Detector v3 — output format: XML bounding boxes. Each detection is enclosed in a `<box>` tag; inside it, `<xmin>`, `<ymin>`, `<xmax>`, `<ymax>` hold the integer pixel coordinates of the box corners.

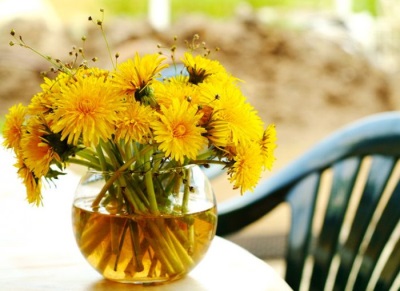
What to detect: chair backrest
<box><xmin>217</xmin><ymin>112</ymin><xmax>400</xmax><ymax>291</ymax></box>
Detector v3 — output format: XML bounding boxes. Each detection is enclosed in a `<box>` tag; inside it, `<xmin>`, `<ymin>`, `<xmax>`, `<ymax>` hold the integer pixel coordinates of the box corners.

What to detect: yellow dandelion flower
<box><xmin>115</xmin><ymin>101</ymin><xmax>156</xmax><ymax>144</ymax></box>
<box><xmin>50</xmin><ymin>74</ymin><xmax>123</xmax><ymax>147</ymax></box>
<box><xmin>29</xmin><ymin>73</ymin><xmax>69</xmax><ymax>116</ymax></box>
<box><xmin>153</xmin><ymin>79</ymin><xmax>201</xmax><ymax>109</ymax></box>
<box><xmin>228</xmin><ymin>142</ymin><xmax>264</xmax><ymax>194</ymax></box>
<box><xmin>15</xmin><ymin>156</ymin><xmax>42</xmax><ymax>206</ymax></box>
<box><xmin>113</xmin><ymin>53</ymin><xmax>168</xmax><ymax>97</ymax></box>
<box><xmin>74</xmin><ymin>67</ymin><xmax>110</xmax><ymax>79</ymax></box>
<box><xmin>182</xmin><ymin>52</ymin><xmax>234</xmax><ymax>85</ymax></box>
<box><xmin>20</xmin><ymin>119</ymin><xmax>56</xmax><ymax>177</ymax></box>
<box><xmin>2</xmin><ymin>103</ymin><xmax>27</xmax><ymax>150</ymax></box>
<box><xmin>152</xmin><ymin>99</ymin><xmax>207</xmax><ymax>164</ymax></box>
<box><xmin>260</xmin><ymin>124</ymin><xmax>277</xmax><ymax>170</ymax></box>
<box><xmin>29</xmin><ymin>92</ymin><xmax>51</xmax><ymax>117</ymax></box>
<box><xmin>206</xmin><ymin>120</ymin><xmax>230</xmax><ymax>147</ymax></box>
<box><xmin>200</xmin><ymin>82</ymin><xmax>264</xmax><ymax>147</ymax></box>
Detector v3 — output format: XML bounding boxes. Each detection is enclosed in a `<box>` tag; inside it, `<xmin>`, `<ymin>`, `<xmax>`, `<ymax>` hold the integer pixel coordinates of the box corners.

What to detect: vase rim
<box><xmin>86</xmin><ymin>163</ymin><xmax>202</xmax><ymax>176</ymax></box>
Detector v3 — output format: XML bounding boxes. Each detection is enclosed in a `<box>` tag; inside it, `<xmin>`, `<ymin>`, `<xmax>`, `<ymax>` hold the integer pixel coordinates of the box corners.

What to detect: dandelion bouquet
<box><xmin>2</xmin><ymin>11</ymin><xmax>276</xmax><ymax>283</ymax></box>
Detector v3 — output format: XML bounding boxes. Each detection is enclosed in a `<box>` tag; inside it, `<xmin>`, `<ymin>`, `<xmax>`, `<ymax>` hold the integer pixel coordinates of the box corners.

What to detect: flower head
<box><xmin>115</xmin><ymin>101</ymin><xmax>156</xmax><ymax>144</ymax></box>
<box><xmin>228</xmin><ymin>142</ymin><xmax>264</xmax><ymax>194</ymax></box>
<box><xmin>153</xmin><ymin>78</ymin><xmax>201</xmax><ymax>110</ymax></box>
<box><xmin>28</xmin><ymin>72</ymin><xmax>71</xmax><ymax>117</ymax></box>
<box><xmin>260</xmin><ymin>124</ymin><xmax>277</xmax><ymax>170</ymax></box>
<box><xmin>50</xmin><ymin>71</ymin><xmax>123</xmax><ymax>147</ymax></box>
<box><xmin>200</xmin><ymin>82</ymin><xmax>264</xmax><ymax>147</ymax></box>
<box><xmin>152</xmin><ymin>99</ymin><xmax>207</xmax><ymax>164</ymax></box>
<box><xmin>182</xmin><ymin>52</ymin><xmax>234</xmax><ymax>85</ymax></box>
<box><xmin>20</xmin><ymin>118</ymin><xmax>57</xmax><ymax>177</ymax></box>
<box><xmin>113</xmin><ymin>53</ymin><xmax>168</xmax><ymax>102</ymax></box>
<box><xmin>2</xmin><ymin>103</ymin><xmax>27</xmax><ymax>150</ymax></box>
<box><xmin>14</xmin><ymin>156</ymin><xmax>42</xmax><ymax>206</ymax></box>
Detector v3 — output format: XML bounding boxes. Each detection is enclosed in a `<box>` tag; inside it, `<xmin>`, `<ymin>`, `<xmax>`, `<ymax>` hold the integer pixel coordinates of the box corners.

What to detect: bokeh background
<box><xmin>1</xmin><ymin>0</ymin><xmax>399</xmax><ymax>276</ymax></box>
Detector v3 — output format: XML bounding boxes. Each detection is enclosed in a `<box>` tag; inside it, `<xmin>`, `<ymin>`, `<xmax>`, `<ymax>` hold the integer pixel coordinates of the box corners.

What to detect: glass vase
<box><xmin>71</xmin><ymin>165</ymin><xmax>217</xmax><ymax>284</ymax></box>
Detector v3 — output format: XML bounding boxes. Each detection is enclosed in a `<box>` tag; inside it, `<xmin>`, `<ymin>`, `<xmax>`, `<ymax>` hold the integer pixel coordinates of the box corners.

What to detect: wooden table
<box><xmin>0</xmin><ymin>143</ymin><xmax>292</xmax><ymax>291</ymax></box>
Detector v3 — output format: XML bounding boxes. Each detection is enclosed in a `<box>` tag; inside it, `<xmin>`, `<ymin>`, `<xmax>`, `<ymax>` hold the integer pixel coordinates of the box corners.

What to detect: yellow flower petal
<box><xmin>20</xmin><ymin>119</ymin><xmax>55</xmax><ymax>177</ymax></box>
<box><xmin>15</xmin><ymin>156</ymin><xmax>42</xmax><ymax>206</ymax></box>
<box><xmin>260</xmin><ymin>124</ymin><xmax>277</xmax><ymax>170</ymax></box>
<box><xmin>2</xmin><ymin>103</ymin><xmax>27</xmax><ymax>150</ymax></box>
<box><xmin>152</xmin><ymin>99</ymin><xmax>207</xmax><ymax>164</ymax></box>
<box><xmin>228</xmin><ymin>142</ymin><xmax>264</xmax><ymax>194</ymax></box>
<box><xmin>50</xmin><ymin>74</ymin><xmax>124</xmax><ymax>147</ymax></box>
<box><xmin>113</xmin><ymin>53</ymin><xmax>168</xmax><ymax>97</ymax></box>
<box><xmin>115</xmin><ymin>101</ymin><xmax>156</xmax><ymax>144</ymax></box>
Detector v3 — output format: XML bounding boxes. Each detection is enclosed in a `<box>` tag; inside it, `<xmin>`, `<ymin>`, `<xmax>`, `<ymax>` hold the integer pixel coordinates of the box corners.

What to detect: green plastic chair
<box><xmin>217</xmin><ymin>112</ymin><xmax>400</xmax><ymax>291</ymax></box>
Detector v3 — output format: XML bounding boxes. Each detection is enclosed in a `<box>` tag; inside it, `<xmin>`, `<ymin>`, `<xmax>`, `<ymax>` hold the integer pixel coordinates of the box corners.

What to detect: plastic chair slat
<box><xmin>333</xmin><ymin>156</ymin><xmax>396</xmax><ymax>289</ymax></box>
<box><xmin>285</xmin><ymin>173</ymin><xmax>320</xmax><ymax>290</ymax></box>
<box><xmin>354</xmin><ymin>179</ymin><xmax>400</xmax><ymax>290</ymax></box>
<box><xmin>310</xmin><ymin>157</ymin><xmax>361</xmax><ymax>290</ymax></box>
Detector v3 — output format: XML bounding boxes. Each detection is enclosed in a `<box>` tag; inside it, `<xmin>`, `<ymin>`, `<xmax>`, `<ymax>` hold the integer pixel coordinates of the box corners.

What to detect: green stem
<box><xmin>113</xmin><ymin>220</ymin><xmax>128</xmax><ymax>271</ymax></box>
<box><xmin>91</xmin><ymin>156</ymin><xmax>136</xmax><ymax>208</ymax></box>
<box><xmin>121</xmin><ymin>178</ymin><xmax>148</xmax><ymax>213</ymax></box>
<box><xmin>143</xmin><ymin>150</ymin><xmax>159</xmax><ymax>214</ymax></box>
<box><xmin>128</xmin><ymin>220</ymin><xmax>144</xmax><ymax>272</ymax></box>
<box><xmin>182</xmin><ymin>168</ymin><xmax>191</xmax><ymax>213</ymax></box>
<box><xmin>68</xmin><ymin>158</ymin><xmax>102</xmax><ymax>170</ymax></box>
<box><xmin>167</xmin><ymin>226</ymin><xmax>194</xmax><ymax>267</ymax></box>
<box><xmin>147</xmin><ymin>221</ymin><xmax>184</xmax><ymax>274</ymax></box>
<box><xmin>76</xmin><ymin>149</ymin><xmax>101</xmax><ymax>165</ymax></box>
<box><xmin>91</xmin><ymin>146</ymin><xmax>153</xmax><ymax>208</ymax></box>
<box><xmin>96</xmin><ymin>143</ymin><xmax>108</xmax><ymax>171</ymax></box>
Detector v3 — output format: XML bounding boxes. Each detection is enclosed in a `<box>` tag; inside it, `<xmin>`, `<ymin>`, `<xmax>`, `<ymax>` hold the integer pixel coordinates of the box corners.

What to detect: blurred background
<box><xmin>1</xmin><ymin>0</ymin><xmax>399</xmax><ymax>276</ymax></box>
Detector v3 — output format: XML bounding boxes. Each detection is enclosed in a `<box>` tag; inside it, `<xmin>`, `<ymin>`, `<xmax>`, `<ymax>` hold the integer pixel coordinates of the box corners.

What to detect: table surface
<box><xmin>0</xmin><ymin>142</ymin><xmax>292</xmax><ymax>291</ymax></box>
